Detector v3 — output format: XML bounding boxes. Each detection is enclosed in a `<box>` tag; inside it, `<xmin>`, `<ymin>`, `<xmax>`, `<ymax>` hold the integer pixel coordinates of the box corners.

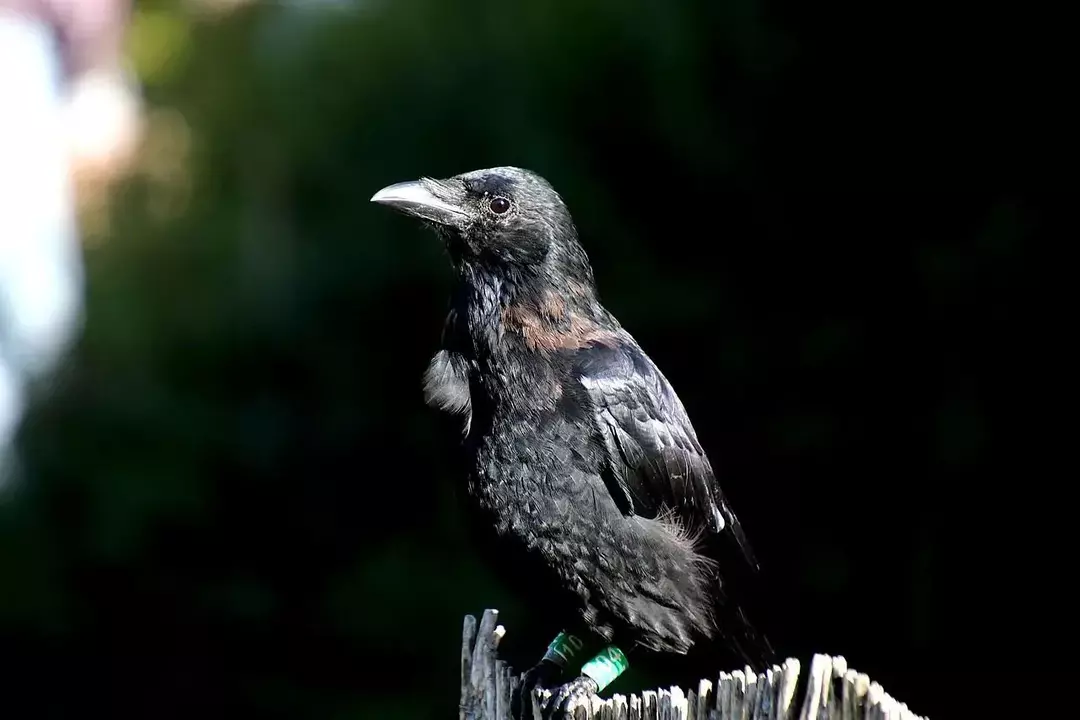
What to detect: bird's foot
<box><xmin>537</xmin><ymin>644</ymin><xmax>629</xmax><ymax>717</ymax></box>
<box><xmin>513</xmin><ymin>659</ymin><xmax>564</xmax><ymax>720</ymax></box>
<box><xmin>539</xmin><ymin>675</ymin><xmax>599</xmax><ymax>719</ymax></box>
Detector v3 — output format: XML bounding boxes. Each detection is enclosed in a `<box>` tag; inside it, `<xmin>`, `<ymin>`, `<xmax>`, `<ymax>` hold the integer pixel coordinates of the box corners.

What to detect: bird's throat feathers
<box><xmin>458</xmin><ymin>267</ymin><xmax>618</xmax><ymax>355</ymax></box>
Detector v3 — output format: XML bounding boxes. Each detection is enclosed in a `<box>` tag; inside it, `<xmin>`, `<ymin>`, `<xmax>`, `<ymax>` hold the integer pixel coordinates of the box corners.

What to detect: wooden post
<box><xmin>459</xmin><ymin>609</ymin><xmax>927</xmax><ymax>720</ymax></box>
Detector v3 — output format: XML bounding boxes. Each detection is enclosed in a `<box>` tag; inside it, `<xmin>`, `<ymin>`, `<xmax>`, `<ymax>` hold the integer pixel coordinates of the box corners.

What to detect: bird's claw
<box><xmin>513</xmin><ymin>660</ymin><xmax>563</xmax><ymax>720</ymax></box>
<box><xmin>540</xmin><ymin>675</ymin><xmax>599</xmax><ymax>719</ymax></box>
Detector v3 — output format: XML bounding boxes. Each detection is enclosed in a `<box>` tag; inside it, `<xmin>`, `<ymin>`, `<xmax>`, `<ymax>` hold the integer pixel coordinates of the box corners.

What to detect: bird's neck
<box><xmin>455</xmin><ymin>268</ymin><xmax>618</xmax><ymax>358</ymax></box>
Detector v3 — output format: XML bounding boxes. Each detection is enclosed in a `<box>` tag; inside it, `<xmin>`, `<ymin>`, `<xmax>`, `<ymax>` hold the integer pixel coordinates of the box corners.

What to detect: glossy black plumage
<box><xmin>373</xmin><ymin>167</ymin><xmax>772</xmax><ymax>670</ymax></box>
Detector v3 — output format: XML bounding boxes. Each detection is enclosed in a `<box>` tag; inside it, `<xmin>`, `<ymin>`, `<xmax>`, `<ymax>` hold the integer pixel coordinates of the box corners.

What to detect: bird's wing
<box><xmin>573</xmin><ymin>339</ymin><xmax>758</xmax><ymax>570</ymax></box>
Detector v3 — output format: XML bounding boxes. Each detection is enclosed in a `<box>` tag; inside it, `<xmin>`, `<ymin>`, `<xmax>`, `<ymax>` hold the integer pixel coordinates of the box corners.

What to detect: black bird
<box><xmin>372</xmin><ymin>167</ymin><xmax>772</xmax><ymax>716</ymax></box>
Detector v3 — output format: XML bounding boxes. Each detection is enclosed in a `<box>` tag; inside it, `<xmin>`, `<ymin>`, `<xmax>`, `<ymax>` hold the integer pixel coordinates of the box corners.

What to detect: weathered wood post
<box><xmin>460</xmin><ymin>609</ymin><xmax>926</xmax><ymax>720</ymax></box>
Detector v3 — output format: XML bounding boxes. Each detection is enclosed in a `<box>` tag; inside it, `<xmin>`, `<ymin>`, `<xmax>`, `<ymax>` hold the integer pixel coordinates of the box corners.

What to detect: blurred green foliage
<box><xmin>0</xmin><ymin>0</ymin><xmax>1029</xmax><ymax>717</ymax></box>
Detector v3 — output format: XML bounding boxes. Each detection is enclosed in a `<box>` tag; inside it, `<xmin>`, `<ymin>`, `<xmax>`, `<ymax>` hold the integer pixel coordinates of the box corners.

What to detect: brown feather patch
<box><xmin>502</xmin><ymin>296</ymin><xmax>617</xmax><ymax>352</ymax></box>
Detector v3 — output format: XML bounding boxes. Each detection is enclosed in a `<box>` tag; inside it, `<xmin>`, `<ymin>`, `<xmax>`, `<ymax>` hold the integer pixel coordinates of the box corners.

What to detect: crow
<box><xmin>371</xmin><ymin>167</ymin><xmax>773</xmax><ymax>717</ymax></box>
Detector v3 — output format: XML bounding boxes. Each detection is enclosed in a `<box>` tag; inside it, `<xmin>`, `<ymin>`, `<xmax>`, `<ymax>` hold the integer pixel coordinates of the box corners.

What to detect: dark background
<box><xmin>0</xmin><ymin>1</ymin><xmax>1057</xmax><ymax>718</ymax></box>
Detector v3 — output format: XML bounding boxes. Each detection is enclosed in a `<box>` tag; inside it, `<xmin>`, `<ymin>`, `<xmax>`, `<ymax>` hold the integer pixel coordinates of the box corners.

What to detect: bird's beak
<box><xmin>370</xmin><ymin>179</ymin><xmax>468</xmax><ymax>228</ymax></box>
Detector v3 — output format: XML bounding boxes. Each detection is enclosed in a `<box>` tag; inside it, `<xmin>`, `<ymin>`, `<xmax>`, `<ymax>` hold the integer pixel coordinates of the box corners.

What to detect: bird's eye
<box><xmin>488</xmin><ymin>197</ymin><xmax>511</xmax><ymax>215</ymax></box>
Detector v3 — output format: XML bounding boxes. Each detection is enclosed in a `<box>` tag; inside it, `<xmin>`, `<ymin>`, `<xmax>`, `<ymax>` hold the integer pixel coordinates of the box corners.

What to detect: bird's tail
<box><xmin>712</xmin><ymin>582</ymin><xmax>776</xmax><ymax>670</ymax></box>
<box><xmin>628</xmin><ymin>579</ymin><xmax>777</xmax><ymax>693</ymax></box>
<box><xmin>704</xmin><ymin>522</ymin><xmax>778</xmax><ymax>671</ymax></box>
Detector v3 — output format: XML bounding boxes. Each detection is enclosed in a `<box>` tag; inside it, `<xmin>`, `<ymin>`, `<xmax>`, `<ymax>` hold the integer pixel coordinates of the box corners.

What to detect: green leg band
<box><xmin>580</xmin><ymin>646</ymin><xmax>630</xmax><ymax>692</ymax></box>
<box><xmin>542</xmin><ymin>631</ymin><xmax>587</xmax><ymax>670</ymax></box>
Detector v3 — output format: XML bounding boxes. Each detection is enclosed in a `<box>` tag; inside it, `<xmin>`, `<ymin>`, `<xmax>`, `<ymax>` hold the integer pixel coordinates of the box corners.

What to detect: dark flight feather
<box><xmin>573</xmin><ymin>339</ymin><xmax>759</xmax><ymax>571</ymax></box>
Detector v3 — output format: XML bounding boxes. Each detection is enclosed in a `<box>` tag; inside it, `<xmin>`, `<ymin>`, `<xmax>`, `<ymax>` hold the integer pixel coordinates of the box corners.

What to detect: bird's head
<box><xmin>371</xmin><ymin>166</ymin><xmax>594</xmax><ymax>288</ymax></box>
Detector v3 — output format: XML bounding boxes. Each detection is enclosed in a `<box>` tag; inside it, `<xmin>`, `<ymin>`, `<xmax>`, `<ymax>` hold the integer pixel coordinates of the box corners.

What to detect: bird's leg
<box><xmin>513</xmin><ymin>630</ymin><xmax>594</xmax><ymax>720</ymax></box>
<box><xmin>541</xmin><ymin>645</ymin><xmax>630</xmax><ymax>719</ymax></box>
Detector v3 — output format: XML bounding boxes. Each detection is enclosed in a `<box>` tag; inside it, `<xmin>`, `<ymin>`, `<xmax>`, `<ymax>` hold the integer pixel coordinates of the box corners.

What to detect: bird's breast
<box><xmin>469</xmin><ymin>401</ymin><xmax>603</xmax><ymax>493</ymax></box>
<box><xmin>467</xmin><ymin>352</ymin><xmax>566</xmax><ymax>413</ymax></box>
<box><xmin>467</xmin><ymin>415</ymin><xmax>621</xmax><ymax>566</ymax></box>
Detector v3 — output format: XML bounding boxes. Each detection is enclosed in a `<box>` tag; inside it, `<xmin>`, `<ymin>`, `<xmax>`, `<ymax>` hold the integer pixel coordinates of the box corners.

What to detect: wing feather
<box><xmin>575</xmin><ymin>339</ymin><xmax>758</xmax><ymax>570</ymax></box>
